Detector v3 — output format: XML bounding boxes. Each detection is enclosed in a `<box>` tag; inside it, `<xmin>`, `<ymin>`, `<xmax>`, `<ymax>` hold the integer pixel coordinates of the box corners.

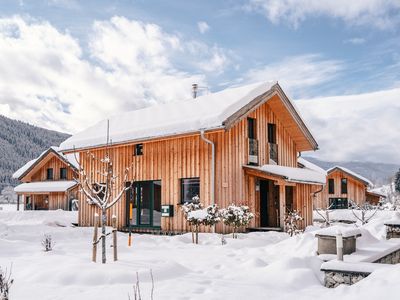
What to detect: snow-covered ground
<box><xmin>1</xmin><ymin>209</ymin><xmax>400</xmax><ymax>299</ymax></box>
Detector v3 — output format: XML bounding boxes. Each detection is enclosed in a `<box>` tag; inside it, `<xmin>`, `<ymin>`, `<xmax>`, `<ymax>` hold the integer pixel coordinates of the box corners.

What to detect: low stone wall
<box><xmin>374</xmin><ymin>248</ymin><xmax>400</xmax><ymax>264</ymax></box>
<box><xmin>324</xmin><ymin>270</ymin><xmax>369</xmax><ymax>288</ymax></box>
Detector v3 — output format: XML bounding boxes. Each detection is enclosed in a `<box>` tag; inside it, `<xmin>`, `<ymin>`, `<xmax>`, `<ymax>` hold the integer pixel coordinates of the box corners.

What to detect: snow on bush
<box><xmin>42</xmin><ymin>234</ymin><xmax>54</xmax><ymax>252</ymax></box>
<box><xmin>181</xmin><ymin>196</ymin><xmax>220</xmax><ymax>244</ymax></box>
<box><xmin>220</xmin><ymin>204</ymin><xmax>254</xmax><ymax>238</ymax></box>
<box><xmin>284</xmin><ymin>210</ymin><xmax>303</xmax><ymax>237</ymax></box>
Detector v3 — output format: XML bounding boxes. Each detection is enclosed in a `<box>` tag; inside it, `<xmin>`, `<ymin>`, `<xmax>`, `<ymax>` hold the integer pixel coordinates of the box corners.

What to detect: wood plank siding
<box><xmin>77</xmin><ymin>94</ymin><xmax>322</xmax><ymax>233</ymax></box>
<box><xmin>314</xmin><ymin>169</ymin><xmax>368</xmax><ymax>209</ymax></box>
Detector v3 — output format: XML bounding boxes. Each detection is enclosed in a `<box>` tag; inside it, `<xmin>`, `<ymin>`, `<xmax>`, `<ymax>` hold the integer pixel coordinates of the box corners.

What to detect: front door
<box><xmin>127</xmin><ymin>181</ymin><xmax>161</xmax><ymax>227</ymax></box>
<box><xmin>259</xmin><ymin>180</ymin><xmax>280</xmax><ymax>227</ymax></box>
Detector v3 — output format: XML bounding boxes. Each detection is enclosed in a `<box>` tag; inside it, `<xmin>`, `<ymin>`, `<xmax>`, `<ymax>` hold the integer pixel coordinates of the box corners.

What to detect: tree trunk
<box><xmin>101</xmin><ymin>207</ymin><xmax>107</xmax><ymax>264</ymax></box>
<box><xmin>92</xmin><ymin>214</ymin><xmax>99</xmax><ymax>262</ymax></box>
<box><xmin>112</xmin><ymin>215</ymin><xmax>118</xmax><ymax>261</ymax></box>
<box><xmin>195</xmin><ymin>225</ymin><xmax>199</xmax><ymax>244</ymax></box>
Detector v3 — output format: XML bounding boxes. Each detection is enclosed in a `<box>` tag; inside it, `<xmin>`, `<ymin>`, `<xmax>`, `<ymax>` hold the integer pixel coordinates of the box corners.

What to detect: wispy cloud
<box><xmin>197</xmin><ymin>21</ymin><xmax>210</xmax><ymax>34</ymax></box>
<box><xmin>242</xmin><ymin>54</ymin><xmax>345</xmax><ymax>98</ymax></box>
<box><xmin>245</xmin><ymin>0</ymin><xmax>400</xmax><ymax>29</ymax></box>
<box><xmin>344</xmin><ymin>37</ymin><xmax>366</xmax><ymax>45</ymax></box>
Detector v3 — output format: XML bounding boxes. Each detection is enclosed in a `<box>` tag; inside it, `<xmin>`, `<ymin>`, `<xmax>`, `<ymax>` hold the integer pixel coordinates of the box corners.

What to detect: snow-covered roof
<box><xmin>244</xmin><ymin>164</ymin><xmax>326</xmax><ymax>185</ymax></box>
<box><xmin>327</xmin><ymin>166</ymin><xmax>373</xmax><ymax>187</ymax></box>
<box><xmin>298</xmin><ymin>157</ymin><xmax>327</xmax><ymax>176</ymax></box>
<box><xmin>14</xmin><ymin>181</ymin><xmax>77</xmax><ymax>193</ymax></box>
<box><xmin>12</xmin><ymin>147</ymin><xmax>79</xmax><ymax>180</ymax></box>
<box><xmin>59</xmin><ymin>81</ymin><xmax>318</xmax><ymax>151</ymax></box>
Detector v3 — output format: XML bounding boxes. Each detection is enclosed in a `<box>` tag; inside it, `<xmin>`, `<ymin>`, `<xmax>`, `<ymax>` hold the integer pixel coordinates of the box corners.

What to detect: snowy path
<box><xmin>1</xmin><ymin>209</ymin><xmax>400</xmax><ymax>299</ymax></box>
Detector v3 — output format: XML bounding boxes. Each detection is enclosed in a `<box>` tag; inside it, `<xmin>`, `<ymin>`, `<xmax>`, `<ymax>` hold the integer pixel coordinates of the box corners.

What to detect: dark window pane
<box><xmin>268</xmin><ymin>123</ymin><xmax>276</xmax><ymax>144</ymax></box>
<box><xmin>341</xmin><ymin>178</ymin><xmax>348</xmax><ymax>194</ymax></box>
<box><xmin>60</xmin><ymin>168</ymin><xmax>67</xmax><ymax>180</ymax></box>
<box><xmin>329</xmin><ymin>197</ymin><xmax>348</xmax><ymax>209</ymax></box>
<box><xmin>181</xmin><ymin>178</ymin><xmax>200</xmax><ymax>203</ymax></box>
<box><xmin>134</xmin><ymin>144</ymin><xmax>143</xmax><ymax>156</ymax></box>
<box><xmin>328</xmin><ymin>179</ymin><xmax>335</xmax><ymax>194</ymax></box>
<box><xmin>46</xmin><ymin>168</ymin><xmax>53</xmax><ymax>180</ymax></box>
<box><xmin>247</xmin><ymin>118</ymin><xmax>256</xmax><ymax>139</ymax></box>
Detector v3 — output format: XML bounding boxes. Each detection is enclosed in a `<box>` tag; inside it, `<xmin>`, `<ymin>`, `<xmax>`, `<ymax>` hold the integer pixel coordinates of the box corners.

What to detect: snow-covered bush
<box><xmin>284</xmin><ymin>210</ymin><xmax>303</xmax><ymax>237</ymax></box>
<box><xmin>42</xmin><ymin>234</ymin><xmax>54</xmax><ymax>252</ymax></box>
<box><xmin>0</xmin><ymin>266</ymin><xmax>13</xmax><ymax>300</ymax></box>
<box><xmin>181</xmin><ymin>197</ymin><xmax>221</xmax><ymax>244</ymax></box>
<box><xmin>220</xmin><ymin>204</ymin><xmax>254</xmax><ymax>238</ymax></box>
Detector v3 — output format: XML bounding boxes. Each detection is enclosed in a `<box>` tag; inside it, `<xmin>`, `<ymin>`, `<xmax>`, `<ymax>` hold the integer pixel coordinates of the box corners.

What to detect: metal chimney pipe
<box><xmin>192</xmin><ymin>83</ymin><xmax>198</xmax><ymax>99</ymax></box>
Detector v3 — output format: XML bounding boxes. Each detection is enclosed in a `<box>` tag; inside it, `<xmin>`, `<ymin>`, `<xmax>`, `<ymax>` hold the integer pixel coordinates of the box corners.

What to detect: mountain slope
<box><xmin>0</xmin><ymin>114</ymin><xmax>70</xmax><ymax>191</ymax></box>
<box><xmin>303</xmin><ymin>156</ymin><xmax>400</xmax><ymax>186</ymax></box>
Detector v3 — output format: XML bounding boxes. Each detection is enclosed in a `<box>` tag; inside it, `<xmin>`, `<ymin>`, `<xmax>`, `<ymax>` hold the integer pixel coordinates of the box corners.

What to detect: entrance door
<box><xmin>127</xmin><ymin>181</ymin><xmax>161</xmax><ymax>227</ymax></box>
<box><xmin>259</xmin><ymin>180</ymin><xmax>280</xmax><ymax>227</ymax></box>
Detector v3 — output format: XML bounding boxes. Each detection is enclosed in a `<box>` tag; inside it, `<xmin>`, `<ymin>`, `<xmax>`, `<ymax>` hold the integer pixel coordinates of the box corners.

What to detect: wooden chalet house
<box><xmin>13</xmin><ymin>147</ymin><xmax>79</xmax><ymax>210</ymax></box>
<box><xmin>60</xmin><ymin>82</ymin><xmax>326</xmax><ymax>233</ymax></box>
<box><xmin>314</xmin><ymin>166</ymin><xmax>382</xmax><ymax>209</ymax></box>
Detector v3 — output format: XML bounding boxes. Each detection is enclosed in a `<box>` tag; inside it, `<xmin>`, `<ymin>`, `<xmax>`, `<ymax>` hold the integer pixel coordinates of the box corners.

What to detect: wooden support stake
<box><xmin>92</xmin><ymin>213</ymin><xmax>99</xmax><ymax>262</ymax></box>
<box><xmin>112</xmin><ymin>215</ymin><xmax>118</xmax><ymax>261</ymax></box>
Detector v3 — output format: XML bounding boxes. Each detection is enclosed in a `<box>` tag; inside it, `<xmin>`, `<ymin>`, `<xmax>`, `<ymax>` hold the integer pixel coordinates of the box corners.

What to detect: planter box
<box><xmin>316</xmin><ymin>234</ymin><xmax>361</xmax><ymax>255</ymax></box>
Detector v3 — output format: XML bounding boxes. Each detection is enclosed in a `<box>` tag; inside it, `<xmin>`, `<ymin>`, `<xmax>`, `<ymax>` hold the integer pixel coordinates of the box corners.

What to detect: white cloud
<box><xmin>296</xmin><ymin>88</ymin><xmax>400</xmax><ymax>164</ymax></box>
<box><xmin>197</xmin><ymin>21</ymin><xmax>210</xmax><ymax>34</ymax></box>
<box><xmin>344</xmin><ymin>37</ymin><xmax>366</xmax><ymax>45</ymax></box>
<box><xmin>243</xmin><ymin>54</ymin><xmax>344</xmax><ymax>97</ymax></box>
<box><xmin>0</xmin><ymin>16</ymin><xmax>231</xmax><ymax>134</ymax></box>
<box><xmin>246</xmin><ymin>0</ymin><xmax>400</xmax><ymax>29</ymax></box>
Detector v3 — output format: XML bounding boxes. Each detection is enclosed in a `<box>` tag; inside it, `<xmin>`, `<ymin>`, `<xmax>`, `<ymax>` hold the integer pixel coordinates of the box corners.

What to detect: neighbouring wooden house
<box><xmin>13</xmin><ymin>147</ymin><xmax>79</xmax><ymax>211</ymax></box>
<box><xmin>59</xmin><ymin>82</ymin><xmax>326</xmax><ymax>233</ymax></box>
<box><xmin>314</xmin><ymin>166</ymin><xmax>381</xmax><ymax>209</ymax></box>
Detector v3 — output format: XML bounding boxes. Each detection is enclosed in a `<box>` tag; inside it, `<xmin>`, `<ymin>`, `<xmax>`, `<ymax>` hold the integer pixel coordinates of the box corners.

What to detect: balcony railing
<box><xmin>248</xmin><ymin>138</ymin><xmax>259</xmax><ymax>165</ymax></box>
<box><xmin>268</xmin><ymin>142</ymin><xmax>278</xmax><ymax>165</ymax></box>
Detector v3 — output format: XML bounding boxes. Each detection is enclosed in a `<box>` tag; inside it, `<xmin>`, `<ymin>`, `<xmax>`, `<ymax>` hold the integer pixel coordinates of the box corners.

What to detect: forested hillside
<box><xmin>0</xmin><ymin>114</ymin><xmax>70</xmax><ymax>191</ymax></box>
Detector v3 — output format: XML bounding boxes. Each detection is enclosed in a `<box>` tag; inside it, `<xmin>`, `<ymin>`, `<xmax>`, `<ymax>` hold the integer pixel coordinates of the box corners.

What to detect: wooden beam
<box><xmin>279</xmin><ymin>184</ymin><xmax>286</xmax><ymax>229</ymax></box>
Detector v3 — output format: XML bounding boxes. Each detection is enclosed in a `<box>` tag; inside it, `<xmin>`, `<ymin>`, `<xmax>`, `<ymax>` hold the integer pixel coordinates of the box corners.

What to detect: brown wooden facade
<box><xmin>72</xmin><ymin>87</ymin><xmax>323</xmax><ymax>233</ymax></box>
<box><xmin>314</xmin><ymin>167</ymin><xmax>373</xmax><ymax>209</ymax></box>
<box><xmin>14</xmin><ymin>149</ymin><xmax>78</xmax><ymax>211</ymax></box>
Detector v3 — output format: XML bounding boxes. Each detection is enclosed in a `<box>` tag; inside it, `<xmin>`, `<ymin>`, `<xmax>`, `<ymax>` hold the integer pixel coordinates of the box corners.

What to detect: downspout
<box><xmin>200</xmin><ymin>130</ymin><xmax>215</xmax><ymax>232</ymax></box>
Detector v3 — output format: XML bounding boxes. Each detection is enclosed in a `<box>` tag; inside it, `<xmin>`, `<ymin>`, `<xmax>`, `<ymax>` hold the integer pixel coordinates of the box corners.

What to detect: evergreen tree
<box><xmin>395</xmin><ymin>168</ymin><xmax>400</xmax><ymax>194</ymax></box>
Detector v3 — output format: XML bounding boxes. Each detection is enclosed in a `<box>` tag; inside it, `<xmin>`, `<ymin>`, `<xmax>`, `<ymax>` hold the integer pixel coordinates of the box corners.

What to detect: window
<box><xmin>267</xmin><ymin>123</ymin><xmax>276</xmax><ymax>144</ymax></box>
<box><xmin>328</xmin><ymin>179</ymin><xmax>335</xmax><ymax>194</ymax></box>
<box><xmin>329</xmin><ymin>198</ymin><xmax>348</xmax><ymax>209</ymax></box>
<box><xmin>60</xmin><ymin>168</ymin><xmax>67</xmax><ymax>180</ymax></box>
<box><xmin>134</xmin><ymin>144</ymin><xmax>143</xmax><ymax>156</ymax></box>
<box><xmin>181</xmin><ymin>178</ymin><xmax>200</xmax><ymax>204</ymax></box>
<box><xmin>341</xmin><ymin>178</ymin><xmax>348</xmax><ymax>194</ymax></box>
<box><xmin>46</xmin><ymin>168</ymin><xmax>53</xmax><ymax>180</ymax></box>
<box><xmin>247</xmin><ymin>118</ymin><xmax>256</xmax><ymax>139</ymax></box>
<box><xmin>93</xmin><ymin>183</ymin><xmax>105</xmax><ymax>200</ymax></box>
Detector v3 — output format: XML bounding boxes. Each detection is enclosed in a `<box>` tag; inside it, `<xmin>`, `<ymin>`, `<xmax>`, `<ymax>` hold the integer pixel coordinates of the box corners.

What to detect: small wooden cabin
<box><xmin>13</xmin><ymin>147</ymin><xmax>79</xmax><ymax>210</ymax></box>
<box><xmin>60</xmin><ymin>82</ymin><xmax>326</xmax><ymax>233</ymax></box>
<box><xmin>314</xmin><ymin>166</ymin><xmax>376</xmax><ymax>209</ymax></box>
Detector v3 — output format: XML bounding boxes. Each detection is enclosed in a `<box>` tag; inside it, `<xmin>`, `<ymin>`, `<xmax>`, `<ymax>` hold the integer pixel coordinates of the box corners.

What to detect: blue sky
<box><xmin>0</xmin><ymin>0</ymin><xmax>399</xmax><ymax>163</ymax></box>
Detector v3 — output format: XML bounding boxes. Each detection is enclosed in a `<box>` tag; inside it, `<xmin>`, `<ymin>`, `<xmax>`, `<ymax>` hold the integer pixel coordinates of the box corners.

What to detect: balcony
<box><xmin>248</xmin><ymin>138</ymin><xmax>259</xmax><ymax>165</ymax></box>
<box><xmin>268</xmin><ymin>142</ymin><xmax>278</xmax><ymax>165</ymax></box>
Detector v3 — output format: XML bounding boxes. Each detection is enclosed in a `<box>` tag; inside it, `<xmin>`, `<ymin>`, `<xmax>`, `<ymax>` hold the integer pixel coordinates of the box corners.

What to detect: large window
<box><xmin>60</xmin><ymin>168</ymin><xmax>67</xmax><ymax>180</ymax></box>
<box><xmin>341</xmin><ymin>178</ymin><xmax>348</xmax><ymax>194</ymax></box>
<box><xmin>46</xmin><ymin>168</ymin><xmax>53</xmax><ymax>180</ymax></box>
<box><xmin>328</xmin><ymin>178</ymin><xmax>335</xmax><ymax>194</ymax></box>
<box><xmin>329</xmin><ymin>198</ymin><xmax>348</xmax><ymax>209</ymax></box>
<box><xmin>181</xmin><ymin>178</ymin><xmax>200</xmax><ymax>204</ymax></box>
<box><xmin>247</xmin><ymin>118</ymin><xmax>256</xmax><ymax>139</ymax></box>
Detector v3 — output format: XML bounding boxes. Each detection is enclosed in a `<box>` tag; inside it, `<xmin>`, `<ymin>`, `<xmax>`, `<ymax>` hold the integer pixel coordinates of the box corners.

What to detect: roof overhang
<box><xmin>243</xmin><ymin>164</ymin><xmax>326</xmax><ymax>185</ymax></box>
<box><xmin>14</xmin><ymin>181</ymin><xmax>77</xmax><ymax>193</ymax></box>
<box><xmin>17</xmin><ymin>148</ymin><xmax>78</xmax><ymax>181</ymax></box>
<box><xmin>327</xmin><ymin>166</ymin><xmax>372</xmax><ymax>187</ymax></box>
<box><xmin>223</xmin><ymin>83</ymin><xmax>318</xmax><ymax>152</ymax></box>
